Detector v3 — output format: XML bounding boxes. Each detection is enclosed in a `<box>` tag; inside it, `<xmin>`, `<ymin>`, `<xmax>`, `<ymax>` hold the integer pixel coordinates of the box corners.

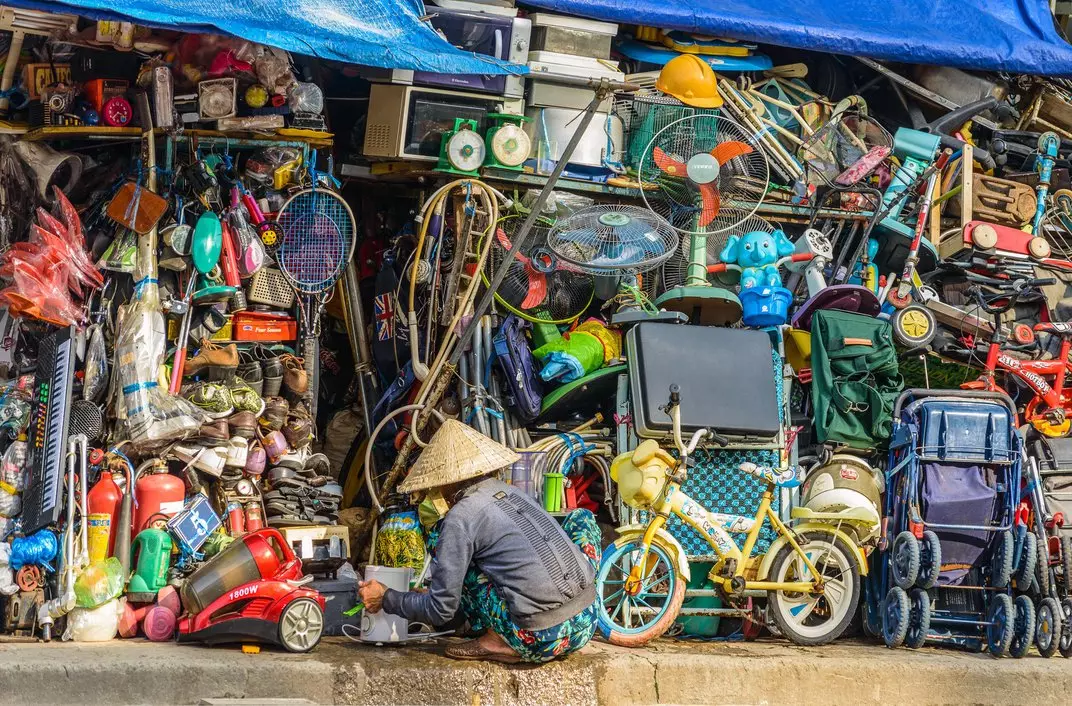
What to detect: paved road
<box><xmin>1</xmin><ymin>636</ymin><xmax>1069</xmax><ymax>705</ymax></box>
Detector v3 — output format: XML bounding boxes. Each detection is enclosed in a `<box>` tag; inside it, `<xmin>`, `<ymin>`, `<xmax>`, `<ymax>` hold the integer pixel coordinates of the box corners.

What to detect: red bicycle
<box><xmin>959</xmin><ymin>277</ymin><xmax>1072</xmax><ymax>430</ymax></box>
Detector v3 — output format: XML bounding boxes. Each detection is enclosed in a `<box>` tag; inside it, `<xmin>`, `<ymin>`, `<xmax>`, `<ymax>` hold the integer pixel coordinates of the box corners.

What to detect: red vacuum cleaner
<box><xmin>177</xmin><ymin>528</ymin><xmax>325</xmax><ymax>652</ymax></box>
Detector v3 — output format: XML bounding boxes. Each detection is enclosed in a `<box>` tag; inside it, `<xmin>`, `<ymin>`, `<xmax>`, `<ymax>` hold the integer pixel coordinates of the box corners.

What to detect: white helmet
<box><xmin>800</xmin><ymin>454</ymin><xmax>883</xmax><ymax>543</ymax></box>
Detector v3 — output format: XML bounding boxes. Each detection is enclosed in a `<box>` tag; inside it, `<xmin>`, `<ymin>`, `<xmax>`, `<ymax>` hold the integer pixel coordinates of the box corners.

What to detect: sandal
<box><xmin>444</xmin><ymin>638</ymin><xmax>522</xmax><ymax>664</ymax></box>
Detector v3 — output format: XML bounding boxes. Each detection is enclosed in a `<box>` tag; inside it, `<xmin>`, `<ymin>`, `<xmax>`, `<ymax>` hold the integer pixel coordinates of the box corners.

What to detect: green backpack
<box><xmin>810</xmin><ymin>310</ymin><xmax>903</xmax><ymax>449</ymax></box>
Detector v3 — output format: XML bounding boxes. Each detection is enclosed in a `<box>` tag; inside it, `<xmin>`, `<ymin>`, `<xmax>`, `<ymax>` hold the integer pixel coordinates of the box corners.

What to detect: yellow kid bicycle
<box><xmin>597</xmin><ymin>385</ymin><xmax>869</xmax><ymax>646</ymax></box>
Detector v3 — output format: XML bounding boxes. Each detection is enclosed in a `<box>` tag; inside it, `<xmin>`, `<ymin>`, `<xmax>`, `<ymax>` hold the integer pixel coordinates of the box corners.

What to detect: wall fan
<box><xmin>482</xmin><ymin>214</ymin><xmax>595</xmax><ymax>325</ymax></box>
<box><xmin>639</xmin><ymin>113</ymin><xmax>770</xmax><ymax>324</ymax></box>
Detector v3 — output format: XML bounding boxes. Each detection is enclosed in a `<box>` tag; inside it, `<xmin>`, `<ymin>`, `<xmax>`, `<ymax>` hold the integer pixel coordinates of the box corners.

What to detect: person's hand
<box><xmin>358</xmin><ymin>579</ymin><xmax>387</xmax><ymax>613</ymax></box>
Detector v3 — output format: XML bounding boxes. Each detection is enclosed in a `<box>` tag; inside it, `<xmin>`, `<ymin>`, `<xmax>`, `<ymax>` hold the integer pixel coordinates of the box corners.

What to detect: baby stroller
<box><xmin>1024</xmin><ymin>430</ymin><xmax>1072</xmax><ymax>657</ymax></box>
<box><xmin>865</xmin><ymin>389</ymin><xmax>1033</xmax><ymax>657</ymax></box>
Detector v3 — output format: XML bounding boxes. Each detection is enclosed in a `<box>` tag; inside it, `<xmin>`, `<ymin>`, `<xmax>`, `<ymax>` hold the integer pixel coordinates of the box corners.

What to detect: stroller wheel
<box><xmin>918</xmin><ymin>531</ymin><xmax>942</xmax><ymax>590</ymax></box>
<box><xmin>992</xmin><ymin>531</ymin><xmax>1015</xmax><ymax>589</ymax></box>
<box><xmin>1036</xmin><ymin>546</ymin><xmax>1052</xmax><ymax>598</ymax></box>
<box><xmin>891</xmin><ymin>531</ymin><xmax>920</xmax><ymax>590</ymax></box>
<box><xmin>1060</xmin><ymin>598</ymin><xmax>1072</xmax><ymax>658</ymax></box>
<box><xmin>1015</xmin><ymin>533</ymin><xmax>1038</xmax><ymax>592</ymax></box>
<box><xmin>881</xmin><ymin>586</ymin><xmax>910</xmax><ymax>648</ymax></box>
<box><xmin>1010</xmin><ymin>595</ymin><xmax>1035</xmax><ymax>658</ymax></box>
<box><xmin>1037</xmin><ymin>597</ymin><xmax>1062</xmax><ymax>658</ymax></box>
<box><xmin>986</xmin><ymin>593</ymin><xmax>1015</xmax><ymax>657</ymax></box>
<box><xmin>905</xmin><ymin>588</ymin><xmax>930</xmax><ymax>649</ymax></box>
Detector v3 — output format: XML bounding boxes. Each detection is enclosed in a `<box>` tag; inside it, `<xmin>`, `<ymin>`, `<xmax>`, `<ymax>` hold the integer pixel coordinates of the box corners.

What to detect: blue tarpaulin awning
<box><xmin>8</xmin><ymin>0</ymin><xmax>515</xmax><ymax>73</ymax></box>
<box><xmin>524</xmin><ymin>0</ymin><xmax>1072</xmax><ymax>76</ymax></box>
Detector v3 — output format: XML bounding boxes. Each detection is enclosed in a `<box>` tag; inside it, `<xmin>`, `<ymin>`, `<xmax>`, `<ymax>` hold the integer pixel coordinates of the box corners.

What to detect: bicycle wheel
<box><xmin>597</xmin><ymin>539</ymin><xmax>685</xmax><ymax>648</ymax></box>
<box><xmin>767</xmin><ymin>530</ymin><xmax>861</xmax><ymax>646</ymax></box>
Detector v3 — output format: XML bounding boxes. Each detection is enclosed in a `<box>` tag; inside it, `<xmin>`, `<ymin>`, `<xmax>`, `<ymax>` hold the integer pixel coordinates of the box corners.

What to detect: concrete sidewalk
<box><xmin>2</xmin><ymin>636</ymin><xmax>1070</xmax><ymax>705</ymax></box>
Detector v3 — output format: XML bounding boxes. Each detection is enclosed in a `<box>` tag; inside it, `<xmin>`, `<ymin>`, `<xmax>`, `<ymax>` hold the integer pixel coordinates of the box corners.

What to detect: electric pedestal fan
<box><xmin>482</xmin><ymin>214</ymin><xmax>595</xmax><ymax>325</ymax></box>
<box><xmin>545</xmin><ymin>204</ymin><xmax>679</xmax><ymax>320</ymax></box>
<box><xmin>639</xmin><ymin>113</ymin><xmax>770</xmax><ymax>325</ymax></box>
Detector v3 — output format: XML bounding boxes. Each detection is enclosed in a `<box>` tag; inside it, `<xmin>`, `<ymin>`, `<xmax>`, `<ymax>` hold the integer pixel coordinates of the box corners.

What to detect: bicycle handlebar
<box><xmin>969</xmin><ymin>278</ymin><xmax>1056</xmax><ymax>315</ymax></box>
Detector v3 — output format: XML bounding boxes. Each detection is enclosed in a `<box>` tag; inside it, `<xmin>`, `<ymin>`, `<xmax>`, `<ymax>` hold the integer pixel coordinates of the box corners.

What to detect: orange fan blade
<box><xmin>520</xmin><ymin>262</ymin><xmax>548</xmax><ymax>310</ymax></box>
<box><xmin>496</xmin><ymin>227</ymin><xmax>531</xmax><ymax>266</ymax></box>
<box><xmin>698</xmin><ymin>183</ymin><xmax>722</xmax><ymax>228</ymax></box>
<box><xmin>653</xmin><ymin>147</ymin><xmax>687</xmax><ymax>176</ymax></box>
<box><xmin>711</xmin><ymin>141</ymin><xmax>753</xmax><ymax>165</ymax></box>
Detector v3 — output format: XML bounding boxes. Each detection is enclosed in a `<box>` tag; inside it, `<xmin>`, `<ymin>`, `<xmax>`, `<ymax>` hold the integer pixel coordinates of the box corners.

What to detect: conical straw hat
<box><xmin>397</xmin><ymin>419</ymin><xmax>520</xmax><ymax>493</ymax></box>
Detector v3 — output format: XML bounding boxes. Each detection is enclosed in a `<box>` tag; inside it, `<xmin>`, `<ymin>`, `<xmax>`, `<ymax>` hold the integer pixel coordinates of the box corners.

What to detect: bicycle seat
<box><xmin>1034</xmin><ymin>322</ymin><xmax>1072</xmax><ymax>337</ymax></box>
<box><xmin>739</xmin><ymin>462</ymin><xmax>802</xmax><ymax>488</ymax></box>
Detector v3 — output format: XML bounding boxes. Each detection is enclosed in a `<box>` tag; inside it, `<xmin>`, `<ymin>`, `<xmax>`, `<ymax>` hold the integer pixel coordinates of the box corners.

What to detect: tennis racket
<box><xmin>276</xmin><ymin>185</ymin><xmax>357</xmax><ymax>414</ymax></box>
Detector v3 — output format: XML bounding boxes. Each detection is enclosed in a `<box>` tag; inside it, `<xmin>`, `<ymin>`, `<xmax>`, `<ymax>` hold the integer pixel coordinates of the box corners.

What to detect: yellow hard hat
<box><xmin>655</xmin><ymin>55</ymin><xmax>723</xmax><ymax>109</ymax></box>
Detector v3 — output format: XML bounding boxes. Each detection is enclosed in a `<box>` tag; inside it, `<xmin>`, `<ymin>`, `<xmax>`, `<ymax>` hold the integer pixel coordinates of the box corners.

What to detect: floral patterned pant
<box><xmin>432</xmin><ymin>508</ymin><xmax>601</xmax><ymax>663</ymax></box>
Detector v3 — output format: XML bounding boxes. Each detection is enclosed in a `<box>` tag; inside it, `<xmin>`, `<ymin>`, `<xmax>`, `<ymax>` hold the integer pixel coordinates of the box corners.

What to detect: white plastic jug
<box><xmin>360</xmin><ymin>565</ymin><xmax>412</xmax><ymax>643</ymax></box>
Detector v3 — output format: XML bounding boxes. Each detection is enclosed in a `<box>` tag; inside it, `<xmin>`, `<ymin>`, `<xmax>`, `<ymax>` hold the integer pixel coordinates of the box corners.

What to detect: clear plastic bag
<box><xmin>65</xmin><ymin>598</ymin><xmax>122</xmax><ymax>641</ymax></box>
<box><xmin>83</xmin><ymin>324</ymin><xmax>109</xmax><ymax>403</ymax></box>
<box><xmin>74</xmin><ymin>557</ymin><xmax>125</xmax><ymax>608</ymax></box>
<box><xmin>0</xmin><ymin>487</ymin><xmax>20</xmax><ymax>518</ymax></box>
<box><xmin>0</xmin><ymin>440</ymin><xmax>28</xmax><ymax>492</ymax></box>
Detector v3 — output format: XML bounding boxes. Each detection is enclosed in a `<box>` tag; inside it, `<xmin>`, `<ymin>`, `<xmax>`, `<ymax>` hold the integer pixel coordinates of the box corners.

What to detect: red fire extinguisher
<box><xmin>134</xmin><ymin>466</ymin><xmax>186</xmax><ymax>534</ymax></box>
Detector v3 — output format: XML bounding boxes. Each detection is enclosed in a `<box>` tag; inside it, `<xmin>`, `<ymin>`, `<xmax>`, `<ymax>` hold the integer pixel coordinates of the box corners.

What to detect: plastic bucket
<box><xmin>740</xmin><ymin>286</ymin><xmax>792</xmax><ymax>327</ymax></box>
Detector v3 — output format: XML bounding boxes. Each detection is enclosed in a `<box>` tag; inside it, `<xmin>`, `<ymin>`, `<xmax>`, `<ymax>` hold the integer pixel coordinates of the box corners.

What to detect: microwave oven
<box><xmin>364</xmin><ymin>9</ymin><xmax>529</xmax><ymax>97</ymax></box>
<box><xmin>363</xmin><ymin>83</ymin><xmax>523</xmax><ymax>161</ymax></box>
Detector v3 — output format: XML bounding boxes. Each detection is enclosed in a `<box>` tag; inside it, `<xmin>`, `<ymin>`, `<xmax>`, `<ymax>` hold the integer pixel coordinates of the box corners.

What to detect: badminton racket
<box><xmin>276</xmin><ymin>184</ymin><xmax>357</xmax><ymax>411</ymax></box>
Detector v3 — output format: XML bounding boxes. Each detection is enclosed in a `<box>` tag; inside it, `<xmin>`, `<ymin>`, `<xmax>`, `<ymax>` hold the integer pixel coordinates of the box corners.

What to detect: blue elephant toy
<box><xmin>718</xmin><ymin>229</ymin><xmax>794</xmax><ymax>289</ymax></box>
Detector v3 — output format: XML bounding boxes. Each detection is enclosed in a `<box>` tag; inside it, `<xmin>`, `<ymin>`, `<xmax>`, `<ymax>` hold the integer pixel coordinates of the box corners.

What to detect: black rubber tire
<box><xmin>882</xmin><ymin>586</ymin><xmax>910</xmax><ymax>648</ymax></box>
<box><xmin>767</xmin><ymin>531</ymin><xmax>861</xmax><ymax>646</ymax></box>
<box><xmin>1015</xmin><ymin>532</ymin><xmax>1038</xmax><ymax>592</ymax></box>
<box><xmin>987</xmin><ymin>593</ymin><xmax>1015</xmax><ymax>658</ymax></box>
<box><xmin>905</xmin><ymin>588</ymin><xmax>931</xmax><ymax>649</ymax></box>
<box><xmin>892</xmin><ymin>531</ymin><xmax>921</xmax><ymax>590</ymax></box>
<box><xmin>1060</xmin><ymin>598</ymin><xmax>1072</xmax><ymax>658</ymax></box>
<box><xmin>1038</xmin><ymin>597</ymin><xmax>1062</xmax><ymax>658</ymax></box>
<box><xmin>1010</xmin><ymin>594</ymin><xmax>1036</xmax><ymax>658</ymax></box>
<box><xmin>992</xmin><ymin>531</ymin><xmax>1015</xmax><ymax>589</ymax></box>
<box><xmin>917</xmin><ymin>530</ymin><xmax>942</xmax><ymax>590</ymax></box>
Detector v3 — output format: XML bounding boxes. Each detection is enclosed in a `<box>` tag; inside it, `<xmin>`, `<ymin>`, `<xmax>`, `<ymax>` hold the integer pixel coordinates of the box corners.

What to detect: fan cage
<box><xmin>639</xmin><ymin>113</ymin><xmax>770</xmax><ymax>237</ymax></box>
<box><xmin>615</xmin><ymin>92</ymin><xmax>722</xmax><ymax>173</ymax></box>
<box><xmin>659</xmin><ymin>212</ymin><xmax>778</xmax><ymax>294</ymax></box>
<box><xmin>483</xmin><ymin>215</ymin><xmax>596</xmax><ymax>325</ymax></box>
<box><xmin>547</xmin><ymin>205</ymin><xmax>680</xmax><ymax>277</ymax></box>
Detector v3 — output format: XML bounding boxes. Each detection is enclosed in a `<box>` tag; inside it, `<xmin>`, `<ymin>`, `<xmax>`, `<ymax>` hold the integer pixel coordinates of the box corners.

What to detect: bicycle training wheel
<box><xmin>767</xmin><ymin>530</ymin><xmax>861</xmax><ymax>645</ymax></box>
<box><xmin>597</xmin><ymin>538</ymin><xmax>685</xmax><ymax>647</ymax></box>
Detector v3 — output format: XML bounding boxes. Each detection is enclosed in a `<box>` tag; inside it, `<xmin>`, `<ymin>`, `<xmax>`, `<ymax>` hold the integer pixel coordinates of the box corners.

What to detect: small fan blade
<box><xmin>521</xmin><ymin>262</ymin><xmax>548</xmax><ymax>309</ymax></box>
<box><xmin>711</xmin><ymin>141</ymin><xmax>753</xmax><ymax>165</ymax></box>
<box><xmin>653</xmin><ymin>147</ymin><xmax>687</xmax><ymax>176</ymax></box>
<box><xmin>496</xmin><ymin>227</ymin><xmax>532</xmax><ymax>266</ymax></box>
<box><xmin>698</xmin><ymin>183</ymin><xmax>722</xmax><ymax>228</ymax></box>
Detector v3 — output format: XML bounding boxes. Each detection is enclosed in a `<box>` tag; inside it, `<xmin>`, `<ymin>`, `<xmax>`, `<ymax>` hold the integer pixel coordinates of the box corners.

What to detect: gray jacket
<box><xmin>382</xmin><ymin>479</ymin><xmax>596</xmax><ymax>631</ymax></box>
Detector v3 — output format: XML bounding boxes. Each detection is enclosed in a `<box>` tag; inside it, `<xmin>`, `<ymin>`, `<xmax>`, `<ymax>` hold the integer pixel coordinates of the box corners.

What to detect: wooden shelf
<box><xmin>22</xmin><ymin>126</ymin><xmax>142</xmax><ymax>142</ymax></box>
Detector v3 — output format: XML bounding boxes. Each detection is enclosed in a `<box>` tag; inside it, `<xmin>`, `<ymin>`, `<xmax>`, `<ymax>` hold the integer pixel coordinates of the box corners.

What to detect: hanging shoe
<box><xmin>236</xmin><ymin>350</ymin><xmax>264</xmax><ymax>396</ymax></box>
<box><xmin>280</xmin><ymin>354</ymin><xmax>308</xmax><ymax>398</ymax></box>
<box><xmin>244</xmin><ymin>440</ymin><xmax>267</xmax><ymax>476</ymax></box>
<box><xmin>183</xmin><ymin>339</ymin><xmax>239</xmax><ymax>380</ymax></box>
<box><xmin>254</xmin><ymin>345</ymin><xmax>284</xmax><ymax>397</ymax></box>
<box><xmin>186</xmin><ymin>383</ymin><xmax>235</xmax><ymax>419</ymax></box>
<box><xmin>283</xmin><ymin>415</ymin><xmax>314</xmax><ymax>450</ymax></box>
<box><xmin>197</xmin><ymin>419</ymin><xmax>230</xmax><ymax>442</ymax></box>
